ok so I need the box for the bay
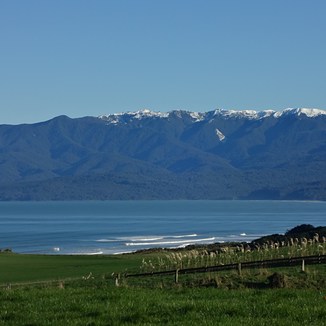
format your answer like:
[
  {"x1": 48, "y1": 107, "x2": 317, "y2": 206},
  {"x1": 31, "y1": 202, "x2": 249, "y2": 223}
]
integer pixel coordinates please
[{"x1": 0, "y1": 200, "x2": 325, "y2": 255}]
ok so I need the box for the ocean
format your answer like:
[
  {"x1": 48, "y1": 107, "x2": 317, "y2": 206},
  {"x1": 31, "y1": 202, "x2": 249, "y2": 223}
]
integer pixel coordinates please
[{"x1": 0, "y1": 200, "x2": 325, "y2": 255}]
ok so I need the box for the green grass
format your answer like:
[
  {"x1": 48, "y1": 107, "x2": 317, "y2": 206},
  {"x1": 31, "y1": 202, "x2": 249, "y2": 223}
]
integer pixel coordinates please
[
  {"x1": 0, "y1": 280, "x2": 325, "y2": 325},
  {"x1": 1, "y1": 252, "x2": 326, "y2": 325},
  {"x1": 0, "y1": 253, "x2": 142, "y2": 284},
  {"x1": 141, "y1": 242, "x2": 326, "y2": 272}
]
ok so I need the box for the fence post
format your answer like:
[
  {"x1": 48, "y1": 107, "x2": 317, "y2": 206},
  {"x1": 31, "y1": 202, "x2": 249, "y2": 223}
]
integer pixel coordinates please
[
  {"x1": 301, "y1": 259, "x2": 305, "y2": 272},
  {"x1": 115, "y1": 273, "x2": 120, "y2": 287},
  {"x1": 175, "y1": 269, "x2": 179, "y2": 284},
  {"x1": 238, "y1": 262, "x2": 242, "y2": 276}
]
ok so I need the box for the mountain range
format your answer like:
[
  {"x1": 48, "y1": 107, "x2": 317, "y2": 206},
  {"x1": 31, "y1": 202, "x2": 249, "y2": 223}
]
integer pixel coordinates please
[{"x1": 0, "y1": 108, "x2": 326, "y2": 200}]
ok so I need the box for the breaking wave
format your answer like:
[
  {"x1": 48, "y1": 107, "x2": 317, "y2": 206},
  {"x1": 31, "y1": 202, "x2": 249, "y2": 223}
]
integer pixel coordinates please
[
  {"x1": 170, "y1": 234, "x2": 198, "y2": 238},
  {"x1": 50, "y1": 233, "x2": 266, "y2": 255},
  {"x1": 69, "y1": 251, "x2": 104, "y2": 255},
  {"x1": 95, "y1": 234, "x2": 199, "y2": 243},
  {"x1": 125, "y1": 237, "x2": 216, "y2": 247}
]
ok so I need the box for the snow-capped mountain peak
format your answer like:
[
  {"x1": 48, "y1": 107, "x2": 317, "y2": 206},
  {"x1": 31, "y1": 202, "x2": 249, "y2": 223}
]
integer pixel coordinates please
[
  {"x1": 274, "y1": 108, "x2": 326, "y2": 118},
  {"x1": 99, "y1": 109, "x2": 169, "y2": 124},
  {"x1": 133, "y1": 109, "x2": 169, "y2": 119},
  {"x1": 213, "y1": 109, "x2": 275, "y2": 120},
  {"x1": 99, "y1": 107, "x2": 326, "y2": 125},
  {"x1": 2, "y1": 106, "x2": 326, "y2": 201}
]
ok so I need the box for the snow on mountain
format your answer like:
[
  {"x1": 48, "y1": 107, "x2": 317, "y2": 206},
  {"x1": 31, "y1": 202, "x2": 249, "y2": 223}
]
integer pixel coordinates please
[
  {"x1": 99, "y1": 109, "x2": 205, "y2": 124},
  {"x1": 212, "y1": 108, "x2": 326, "y2": 120},
  {"x1": 211, "y1": 108, "x2": 276, "y2": 120},
  {"x1": 99, "y1": 109, "x2": 169, "y2": 124},
  {"x1": 215, "y1": 128, "x2": 226, "y2": 141},
  {"x1": 189, "y1": 112, "x2": 205, "y2": 122},
  {"x1": 274, "y1": 108, "x2": 326, "y2": 118},
  {"x1": 99, "y1": 108, "x2": 326, "y2": 124},
  {"x1": 132, "y1": 109, "x2": 169, "y2": 119}
]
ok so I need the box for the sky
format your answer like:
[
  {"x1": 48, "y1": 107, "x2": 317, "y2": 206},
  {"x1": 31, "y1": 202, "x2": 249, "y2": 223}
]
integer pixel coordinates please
[{"x1": 1, "y1": 0, "x2": 326, "y2": 124}]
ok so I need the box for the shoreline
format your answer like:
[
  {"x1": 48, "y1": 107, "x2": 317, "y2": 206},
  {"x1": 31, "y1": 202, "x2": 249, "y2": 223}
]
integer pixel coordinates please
[{"x1": 3, "y1": 224, "x2": 325, "y2": 256}]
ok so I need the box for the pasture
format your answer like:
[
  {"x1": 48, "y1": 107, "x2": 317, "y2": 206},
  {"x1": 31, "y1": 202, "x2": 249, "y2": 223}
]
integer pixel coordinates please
[{"x1": 0, "y1": 238, "x2": 326, "y2": 325}]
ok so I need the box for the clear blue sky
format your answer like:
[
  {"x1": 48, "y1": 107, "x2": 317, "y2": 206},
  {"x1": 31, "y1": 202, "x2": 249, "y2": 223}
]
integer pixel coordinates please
[{"x1": 1, "y1": 0, "x2": 326, "y2": 124}]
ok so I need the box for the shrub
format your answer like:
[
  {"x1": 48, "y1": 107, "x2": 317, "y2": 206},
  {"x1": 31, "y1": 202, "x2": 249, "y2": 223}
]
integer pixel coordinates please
[
  {"x1": 268, "y1": 272, "x2": 288, "y2": 288},
  {"x1": 286, "y1": 224, "x2": 315, "y2": 236}
]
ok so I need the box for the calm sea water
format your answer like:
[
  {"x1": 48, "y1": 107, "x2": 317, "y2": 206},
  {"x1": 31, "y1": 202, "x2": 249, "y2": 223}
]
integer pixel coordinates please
[{"x1": 0, "y1": 201, "x2": 325, "y2": 255}]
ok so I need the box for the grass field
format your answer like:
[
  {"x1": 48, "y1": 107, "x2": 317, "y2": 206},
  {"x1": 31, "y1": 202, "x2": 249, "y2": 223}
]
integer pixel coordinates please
[
  {"x1": 0, "y1": 253, "x2": 142, "y2": 284},
  {"x1": 1, "y1": 252, "x2": 326, "y2": 325},
  {"x1": 1, "y1": 279, "x2": 326, "y2": 325}
]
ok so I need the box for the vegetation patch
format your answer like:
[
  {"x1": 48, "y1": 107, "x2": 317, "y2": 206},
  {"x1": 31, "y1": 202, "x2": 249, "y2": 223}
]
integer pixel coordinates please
[{"x1": 0, "y1": 224, "x2": 326, "y2": 324}]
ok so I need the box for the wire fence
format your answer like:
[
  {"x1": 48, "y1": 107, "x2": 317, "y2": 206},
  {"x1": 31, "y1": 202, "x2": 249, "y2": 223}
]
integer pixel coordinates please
[
  {"x1": 1, "y1": 254, "x2": 325, "y2": 289},
  {"x1": 124, "y1": 254, "x2": 326, "y2": 283}
]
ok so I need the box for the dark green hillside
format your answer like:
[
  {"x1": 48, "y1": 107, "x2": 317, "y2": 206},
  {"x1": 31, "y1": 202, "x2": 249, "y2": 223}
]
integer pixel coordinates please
[
  {"x1": 1, "y1": 109, "x2": 326, "y2": 200},
  {"x1": 253, "y1": 224, "x2": 326, "y2": 245}
]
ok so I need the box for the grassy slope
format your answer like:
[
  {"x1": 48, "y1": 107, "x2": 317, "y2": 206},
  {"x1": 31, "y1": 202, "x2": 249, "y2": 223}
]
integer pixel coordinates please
[
  {"x1": 1, "y1": 281, "x2": 326, "y2": 325},
  {"x1": 0, "y1": 253, "x2": 142, "y2": 283},
  {"x1": 0, "y1": 253, "x2": 326, "y2": 325}
]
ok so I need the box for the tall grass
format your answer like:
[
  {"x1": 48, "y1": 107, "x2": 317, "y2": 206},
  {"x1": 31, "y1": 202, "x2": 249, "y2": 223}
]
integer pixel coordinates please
[
  {"x1": 0, "y1": 241, "x2": 325, "y2": 325},
  {"x1": 140, "y1": 238, "x2": 326, "y2": 272}
]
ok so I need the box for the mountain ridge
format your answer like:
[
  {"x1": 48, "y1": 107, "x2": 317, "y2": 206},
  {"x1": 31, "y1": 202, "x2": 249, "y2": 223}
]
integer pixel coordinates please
[
  {"x1": 99, "y1": 107, "x2": 326, "y2": 124},
  {"x1": 0, "y1": 108, "x2": 325, "y2": 200}
]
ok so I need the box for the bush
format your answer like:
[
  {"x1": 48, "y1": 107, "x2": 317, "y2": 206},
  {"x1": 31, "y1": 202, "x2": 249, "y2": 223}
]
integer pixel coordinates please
[
  {"x1": 286, "y1": 224, "x2": 315, "y2": 236},
  {"x1": 268, "y1": 272, "x2": 288, "y2": 288}
]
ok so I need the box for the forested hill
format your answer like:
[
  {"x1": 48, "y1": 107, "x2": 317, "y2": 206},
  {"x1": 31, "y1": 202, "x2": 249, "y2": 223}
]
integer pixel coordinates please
[{"x1": 0, "y1": 108, "x2": 326, "y2": 200}]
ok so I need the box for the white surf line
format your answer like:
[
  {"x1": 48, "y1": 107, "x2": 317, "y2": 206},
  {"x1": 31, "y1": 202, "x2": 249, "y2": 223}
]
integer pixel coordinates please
[
  {"x1": 74, "y1": 251, "x2": 104, "y2": 255},
  {"x1": 95, "y1": 239, "x2": 118, "y2": 242},
  {"x1": 125, "y1": 237, "x2": 216, "y2": 246},
  {"x1": 126, "y1": 237, "x2": 164, "y2": 242},
  {"x1": 96, "y1": 234, "x2": 198, "y2": 243},
  {"x1": 170, "y1": 234, "x2": 198, "y2": 238}
]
